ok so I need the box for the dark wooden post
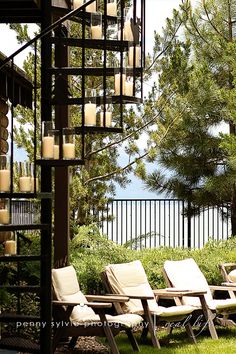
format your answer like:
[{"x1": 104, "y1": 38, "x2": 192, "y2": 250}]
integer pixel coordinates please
[{"x1": 54, "y1": 23, "x2": 70, "y2": 267}]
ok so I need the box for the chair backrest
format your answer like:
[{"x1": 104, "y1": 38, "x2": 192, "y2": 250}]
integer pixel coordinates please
[
  {"x1": 52, "y1": 265, "x2": 95, "y2": 322},
  {"x1": 105, "y1": 260, "x2": 159, "y2": 314},
  {"x1": 219, "y1": 263, "x2": 236, "y2": 283},
  {"x1": 163, "y1": 258, "x2": 213, "y2": 307}
]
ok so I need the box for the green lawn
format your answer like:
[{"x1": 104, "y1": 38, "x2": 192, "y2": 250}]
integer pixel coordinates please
[{"x1": 112, "y1": 327, "x2": 236, "y2": 354}]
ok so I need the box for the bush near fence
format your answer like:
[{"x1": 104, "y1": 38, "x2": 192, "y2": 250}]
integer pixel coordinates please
[{"x1": 70, "y1": 224, "x2": 236, "y2": 294}]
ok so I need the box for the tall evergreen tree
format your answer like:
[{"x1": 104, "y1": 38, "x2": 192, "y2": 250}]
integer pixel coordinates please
[{"x1": 143, "y1": 0, "x2": 236, "y2": 234}]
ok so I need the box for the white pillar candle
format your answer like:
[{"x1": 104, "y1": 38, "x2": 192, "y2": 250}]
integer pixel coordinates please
[
  {"x1": 42, "y1": 136, "x2": 54, "y2": 159},
  {"x1": 128, "y1": 46, "x2": 141, "y2": 67},
  {"x1": 85, "y1": 103, "x2": 97, "y2": 125},
  {"x1": 85, "y1": 1, "x2": 96, "y2": 12},
  {"x1": 74, "y1": 0, "x2": 83, "y2": 8},
  {"x1": 125, "y1": 80, "x2": 133, "y2": 96},
  {"x1": 31, "y1": 177, "x2": 39, "y2": 192},
  {"x1": 19, "y1": 176, "x2": 32, "y2": 192},
  {"x1": 107, "y1": 1, "x2": 117, "y2": 16},
  {"x1": 124, "y1": 20, "x2": 133, "y2": 41},
  {"x1": 115, "y1": 73, "x2": 126, "y2": 95},
  {"x1": 100, "y1": 111, "x2": 112, "y2": 127},
  {"x1": 91, "y1": 25, "x2": 102, "y2": 39},
  {"x1": 0, "y1": 169, "x2": 10, "y2": 192},
  {"x1": 63, "y1": 143, "x2": 75, "y2": 159},
  {"x1": 5, "y1": 240, "x2": 16, "y2": 255},
  {"x1": 53, "y1": 145, "x2": 60, "y2": 159},
  {"x1": 0, "y1": 209, "x2": 10, "y2": 224}
]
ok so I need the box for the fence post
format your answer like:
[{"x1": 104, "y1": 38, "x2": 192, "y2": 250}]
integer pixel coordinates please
[{"x1": 187, "y1": 200, "x2": 191, "y2": 248}]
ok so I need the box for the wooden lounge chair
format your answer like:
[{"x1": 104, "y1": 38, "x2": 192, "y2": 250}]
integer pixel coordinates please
[
  {"x1": 102, "y1": 260, "x2": 196, "y2": 349},
  {"x1": 163, "y1": 258, "x2": 236, "y2": 339},
  {"x1": 52, "y1": 265, "x2": 143, "y2": 354},
  {"x1": 219, "y1": 262, "x2": 236, "y2": 299}
]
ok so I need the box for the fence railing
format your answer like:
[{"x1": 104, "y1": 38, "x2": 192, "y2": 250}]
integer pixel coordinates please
[
  {"x1": 11, "y1": 200, "x2": 40, "y2": 225},
  {"x1": 97, "y1": 199, "x2": 231, "y2": 249},
  {"x1": 10, "y1": 199, "x2": 231, "y2": 249}
]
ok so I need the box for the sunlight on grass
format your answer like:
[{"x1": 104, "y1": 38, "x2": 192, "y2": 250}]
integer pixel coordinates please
[{"x1": 113, "y1": 327, "x2": 236, "y2": 354}]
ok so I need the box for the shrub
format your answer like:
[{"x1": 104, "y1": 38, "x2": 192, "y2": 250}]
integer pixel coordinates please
[
  {"x1": 69, "y1": 224, "x2": 134, "y2": 293},
  {"x1": 70, "y1": 225, "x2": 236, "y2": 294}
]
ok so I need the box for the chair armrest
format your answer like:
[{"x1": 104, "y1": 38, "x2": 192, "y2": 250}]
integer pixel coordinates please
[
  {"x1": 53, "y1": 300, "x2": 112, "y2": 309},
  {"x1": 209, "y1": 285, "x2": 236, "y2": 292},
  {"x1": 153, "y1": 289, "x2": 207, "y2": 297},
  {"x1": 220, "y1": 263, "x2": 236, "y2": 268},
  {"x1": 105, "y1": 293, "x2": 154, "y2": 300},
  {"x1": 221, "y1": 282, "x2": 236, "y2": 287},
  {"x1": 85, "y1": 295, "x2": 129, "y2": 303}
]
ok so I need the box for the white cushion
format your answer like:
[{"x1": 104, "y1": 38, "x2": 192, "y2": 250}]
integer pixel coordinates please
[
  {"x1": 105, "y1": 260, "x2": 161, "y2": 314},
  {"x1": 158, "y1": 305, "x2": 194, "y2": 317},
  {"x1": 71, "y1": 313, "x2": 142, "y2": 328},
  {"x1": 105, "y1": 260, "x2": 194, "y2": 317},
  {"x1": 52, "y1": 266, "x2": 95, "y2": 322},
  {"x1": 228, "y1": 269, "x2": 236, "y2": 282},
  {"x1": 164, "y1": 258, "x2": 213, "y2": 307},
  {"x1": 52, "y1": 265, "x2": 143, "y2": 328},
  {"x1": 208, "y1": 299, "x2": 236, "y2": 311}
]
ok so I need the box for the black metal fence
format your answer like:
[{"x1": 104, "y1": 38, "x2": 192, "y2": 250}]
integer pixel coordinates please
[
  {"x1": 10, "y1": 199, "x2": 231, "y2": 249},
  {"x1": 11, "y1": 200, "x2": 40, "y2": 225},
  {"x1": 97, "y1": 199, "x2": 231, "y2": 249}
]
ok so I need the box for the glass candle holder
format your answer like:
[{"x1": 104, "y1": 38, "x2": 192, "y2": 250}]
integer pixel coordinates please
[
  {"x1": 100, "y1": 104, "x2": 113, "y2": 127},
  {"x1": 124, "y1": 8, "x2": 134, "y2": 41},
  {"x1": 30, "y1": 165, "x2": 39, "y2": 193},
  {"x1": 107, "y1": 21, "x2": 118, "y2": 40},
  {"x1": 42, "y1": 121, "x2": 55, "y2": 159},
  {"x1": 114, "y1": 67, "x2": 126, "y2": 95},
  {"x1": 63, "y1": 128, "x2": 75, "y2": 159},
  {"x1": 125, "y1": 76, "x2": 134, "y2": 96},
  {"x1": 85, "y1": 0, "x2": 96, "y2": 12},
  {"x1": 0, "y1": 199, "x2": 10, "y2": 225},
  {"x1": 0, "y1": 155, "x2": 10, "y2": 192},
  {"x1": 73, "y1": 0, "x2": 84, "y2": 9},
  {"x1": 128, "y1": 45, "x2": 141, "y2": 67},
  {"x1": 19, "y1": 161, "x2": 32, "y2": 193},
  {"x1": 91, "y1": 12, "x2": 102, "y2": 39},
  {"x1": 84, "y1": 89, "x2": 97, "y2": 126},
  {"x1": 107, "y1": 0, "x2": 117, "y2": 16},
  {"x1": 4, "y1": 233, "x2": 16, "y2": 256},
  {"x1": 53, "y1": 130, "x2": 60, "y2": 160}
]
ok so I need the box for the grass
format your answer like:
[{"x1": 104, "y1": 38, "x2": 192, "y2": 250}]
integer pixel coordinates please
[{"x1": 110, "y1": 327, "x2": 236, "y2": 354}]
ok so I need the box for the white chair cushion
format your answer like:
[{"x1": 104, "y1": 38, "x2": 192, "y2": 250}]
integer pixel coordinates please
[
  {"x1": 208, "y1": 299, "x2": 236, "y2": 311},
  {"x1": 52, "y1": 266, "x2": 95, "y2": 322},
  {"x1": 105, "y1": 260, "x2": 161, "y2": 314},
  {"x1": 228, "y1": 269, "x2": 236, "y2": 282},
  {"x1": 52, "y1": 265, "x2": 143, "y2": 328},
  {"x1": 158, "y1": 305, "x2": 194, "y2": 317},
  {"x1": 71, "y1": 313, "x2": 142, "y2": 328},
  {"x1": 164, "y1": 258, "x2": 213, "y2": 307},
  {"x1": 105, "y1": 260, "x2": 194, "y2": 317}
]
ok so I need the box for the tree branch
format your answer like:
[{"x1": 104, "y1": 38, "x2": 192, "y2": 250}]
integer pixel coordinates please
[
  {"x1": 146, "y1": 19, "x2": 183, "y2": 71},
  {"x1": 86, "y1": 89, "x2": 177, "y2": 158},
  {"x1": 84, "y1": 104, "x2": 181, "y2": 185},
  {"x1": 202, "y1": 0, "x2": 228, "y2": 41}
]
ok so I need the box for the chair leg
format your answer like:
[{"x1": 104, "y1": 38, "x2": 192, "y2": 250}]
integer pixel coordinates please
[
  {"x1": 125, "y1": 328, "x2": 140, "y2": 352},
  {"x1": 69, "y1": 336, "x2": 79, "y2": 349},
  {"x1": 140, "y1": 326, "x2": 148, "y2": 342},
  {"x1": 97, "y1": 310, "x2": 120, "y2": 354},
  {"x1": 141, "y1": 299, "x2": 161, "y2": 349},
  {"x1": 185, "y1": 322, "x2": 197, "y2": 345},
  {"x1": 199, "y1": 296, "x2": 218, "y2": 339}
]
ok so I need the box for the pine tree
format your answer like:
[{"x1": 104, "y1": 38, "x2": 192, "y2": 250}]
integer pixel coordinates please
[{"x1": 143, "y1": 0, "x2": 236, "y2": 235}]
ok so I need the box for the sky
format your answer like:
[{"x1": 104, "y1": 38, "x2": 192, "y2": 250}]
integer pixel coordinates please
[{"x1": 0, "y1": 0, "x2": 188, "y2": 199}]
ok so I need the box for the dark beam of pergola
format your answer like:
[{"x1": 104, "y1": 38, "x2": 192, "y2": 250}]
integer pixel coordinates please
[{"x1": 0, "y1": 51, "x2": 33, "y2": 109}]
